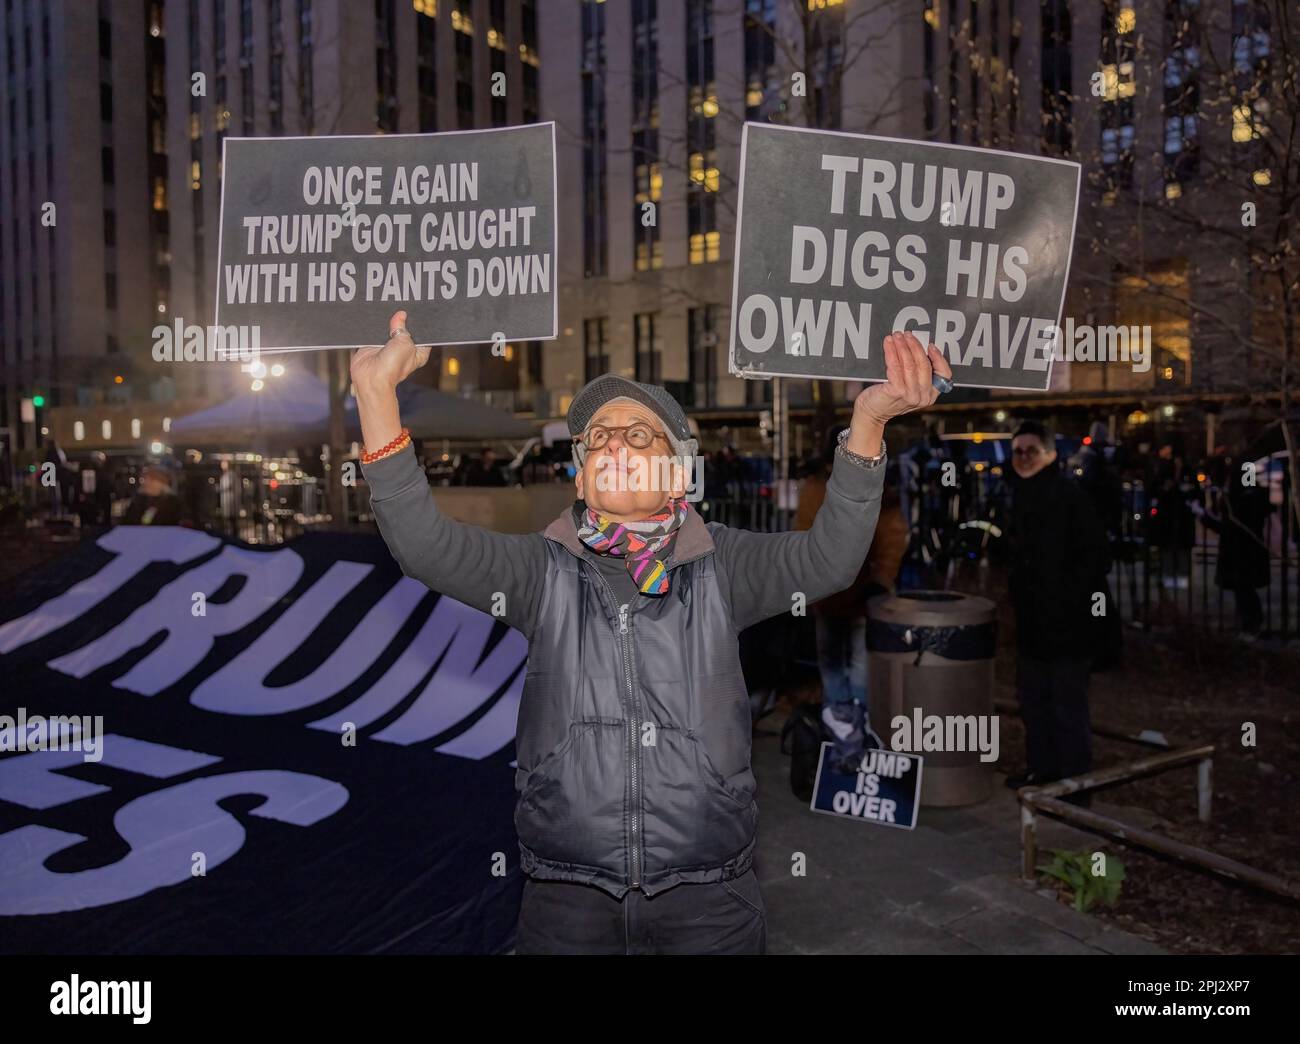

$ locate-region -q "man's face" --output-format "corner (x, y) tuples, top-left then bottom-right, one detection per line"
(481, 450), (496, 467)
(1011, 434), (1055, 479)
(575, 401), (684, 520)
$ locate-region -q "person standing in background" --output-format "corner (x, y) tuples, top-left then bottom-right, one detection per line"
(1191, 442), (1272, 640)
(458, 446), (508, 487)
(121, 463), (184, 526)
(795, 428), (909, 773)
(1005, 420), (1111, 800)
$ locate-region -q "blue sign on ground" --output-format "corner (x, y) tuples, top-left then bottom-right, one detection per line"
(810, 742), (923, 830)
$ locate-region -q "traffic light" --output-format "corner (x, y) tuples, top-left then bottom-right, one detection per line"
(31, 394), (45, 408)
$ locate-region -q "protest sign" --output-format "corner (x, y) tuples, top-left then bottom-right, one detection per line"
(215, 123), (556, 352)
(810, 742), (923, 830)
(728, 123), (1080, 391)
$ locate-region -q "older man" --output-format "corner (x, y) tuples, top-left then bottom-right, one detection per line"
(352, 310), (950, 955)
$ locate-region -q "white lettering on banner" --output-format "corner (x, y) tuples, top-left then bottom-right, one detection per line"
(0, 770), (347, 915)
(369, 598), (528, 746)
(2, 529), (520, 760)
(433, 669), (525, 759)
(306, 591), (521, 738)
(191, 561), (409, 715)
(0, 526), (219, 654)
(47, 546), (306, 695)
(0, 734), (219, 810)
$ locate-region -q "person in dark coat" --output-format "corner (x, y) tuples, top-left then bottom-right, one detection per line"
(457, 447), (508, 487)
(1005, 420), (1112, 796)
(1191, 450), (1271, 639)
(121, 464), (184, 526)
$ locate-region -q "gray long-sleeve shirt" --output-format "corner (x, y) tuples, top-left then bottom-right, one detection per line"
(361, 443), (886, 639)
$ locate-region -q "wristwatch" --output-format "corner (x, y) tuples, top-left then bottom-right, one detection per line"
(836, 427), (887, 469)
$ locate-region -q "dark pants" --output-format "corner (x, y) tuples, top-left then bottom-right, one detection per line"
(1231, 584), (1264, 636)
(514, 869), (767, 955)
(1016, 655), (1092, 784)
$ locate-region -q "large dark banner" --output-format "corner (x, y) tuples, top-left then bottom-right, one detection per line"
(728, 123), (1080, 391)
(0, 528), (526, 954)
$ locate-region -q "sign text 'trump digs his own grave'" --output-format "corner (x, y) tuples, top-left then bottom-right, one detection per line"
(729, 123), (1080, 392)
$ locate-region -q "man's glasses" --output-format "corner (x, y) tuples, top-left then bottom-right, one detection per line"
(574, 422), (670, 452)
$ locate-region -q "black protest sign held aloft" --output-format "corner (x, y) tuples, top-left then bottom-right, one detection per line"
(215, 123), (557, 351)
(728, 123), (1080, 392)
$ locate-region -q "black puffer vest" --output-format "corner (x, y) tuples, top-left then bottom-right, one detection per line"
(514, 505), (756, 898)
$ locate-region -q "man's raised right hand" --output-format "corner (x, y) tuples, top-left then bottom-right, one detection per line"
(350, 309), (432, 393)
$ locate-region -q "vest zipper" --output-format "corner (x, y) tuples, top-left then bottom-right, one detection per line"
(618, 600), (642, 891)
(593, 569), (643, 891)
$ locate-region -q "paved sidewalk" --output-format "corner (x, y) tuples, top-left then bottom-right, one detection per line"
(752, 712), (1167, 955)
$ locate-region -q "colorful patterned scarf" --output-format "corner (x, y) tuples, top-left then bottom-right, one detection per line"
(576, 498), (690, 595)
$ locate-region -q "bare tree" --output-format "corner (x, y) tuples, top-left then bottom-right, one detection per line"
(1067, 0), (1299, 526)
(550, 0), (917, 470)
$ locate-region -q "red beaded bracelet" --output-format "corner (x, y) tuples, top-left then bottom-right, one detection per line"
(361, 428), (411, 465)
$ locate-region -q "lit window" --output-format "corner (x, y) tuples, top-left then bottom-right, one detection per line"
(1232, 104), (1254, 142)
(1164, 116), (1182, 154)
(447, 356), (460, 376)
(131, 418), (142, 438)
(1164, 181), (1182, 200)
(451, 9), (473, 34)
(689, 232), (721, 265)
(1116, 7), (1136, 34)
(1101, 127), (1118, 164)
(74, 421), (85, 441)
(1099, 64), (1119, 102)
(191, 160), (201, 190)
(1117, 62), (1136, 98)
(746, 87), (763, 108)
(163, 416), (172, 432)
(153, 178), (167, 210)
(189, 113), (201, 139)
(1252, 169), (1271, 186)
(412, 0), (437, 15)
(102, 420), (113, 440)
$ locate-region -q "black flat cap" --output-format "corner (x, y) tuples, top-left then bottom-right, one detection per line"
(567, 373), (692, 443)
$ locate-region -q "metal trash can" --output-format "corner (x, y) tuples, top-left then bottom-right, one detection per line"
(866, 591), (998, 807)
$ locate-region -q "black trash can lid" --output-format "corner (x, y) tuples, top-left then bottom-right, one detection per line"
(867, 589), (997, 627)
